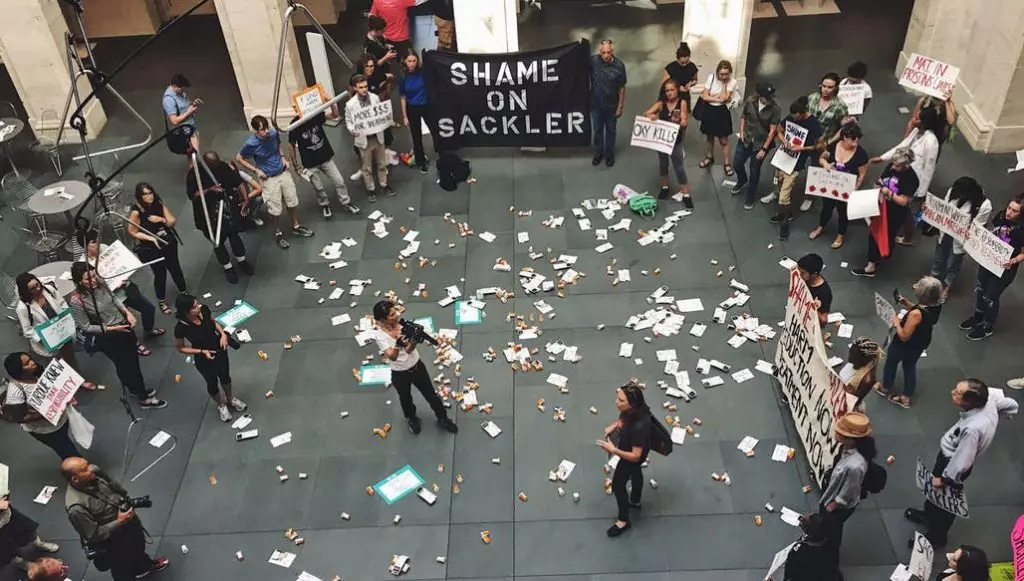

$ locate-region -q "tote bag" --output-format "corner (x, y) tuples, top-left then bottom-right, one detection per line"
(67, 406), (94, 450)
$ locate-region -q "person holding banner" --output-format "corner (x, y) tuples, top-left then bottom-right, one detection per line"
(928, 178), (990, 296)
(819, 412), (876, 577)
(399, 50), (436, 175)
(874, 277), (941, 410)
(2, 352), (82, 459)
(781, 513), (833, 581)
(287, 104), (362, 219)
(14, 273), (95, 391)
(642, 78), (692, 208)
(959, 195), (1024, 341)
(347, 74), (397, 202)
(766, 96), (823, 240)
(839, 62), (872, 117)
(810, 124), (869, 249)
(173, 294), (247, 423)
(796, 253), (832, 325)
(935, 545), (990, 581)
(731, 82), (780, 210)
(905, 379), (1017, 547)
(905, 91), (957, 150)
(852, 149), (920, 278)
(596, 381), (651, 538)
(128, 183), (188, 314)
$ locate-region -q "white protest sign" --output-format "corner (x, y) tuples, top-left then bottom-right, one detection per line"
(899, 53), (959, 100)
(96, 240), (144, 290)
(26, 358), (84, 426)
(874, 293), (896, 326)
(630, 116), (679, 154)
(921, 193), (972, 241)
(838, 84), (866, 116)
(764, 542), (796, 580)
(908, 531), (934, 581)
(291, 84), (327, 118)
(348, 99), (393, 136)
(847, 189), (881, 221)
(963, 221), (1013, 277)
(775, 270), (847, 486)
(771, 121), (810, 174)
(915, 457), (969, 518)
(770, 148), (797, 174)
(805, 166), (857, 202)
(35, 308), (76, 352)
(0, 463), (8, 496)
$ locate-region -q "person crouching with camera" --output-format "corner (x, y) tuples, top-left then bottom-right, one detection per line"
(173, 294), (247, 422)
(372, 300), (458, 435)
(61, 457), (168, 581)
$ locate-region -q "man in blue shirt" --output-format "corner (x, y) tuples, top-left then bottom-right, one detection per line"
(235, 116), (314, 249)
(163, 74), (201, 153)
(589, 40), (627, 167)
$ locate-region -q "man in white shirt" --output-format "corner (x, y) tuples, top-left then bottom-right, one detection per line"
(345, 74), (395, 202)
(372, 300), (457, 434)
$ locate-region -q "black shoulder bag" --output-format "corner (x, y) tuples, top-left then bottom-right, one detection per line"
(163, 97), (194, 155)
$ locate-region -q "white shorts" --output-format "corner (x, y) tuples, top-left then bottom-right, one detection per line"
(262, 172), (299, 216)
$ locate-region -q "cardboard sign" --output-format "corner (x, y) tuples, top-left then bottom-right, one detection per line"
(348, 99), (394, 136)
(96, 240), (144, 290)
(874, 293), (896, 326)
(215, 301), (259, 328)
(963, 222), (1013, 278)
(771, 121), (810, 174)
(805, 166), (857, 201)
(838, 84), (866, 116)
(373, 464), (425, 505)
(26, 358), (84, 426)
(915, 457), (969, 518)
(764, 542), (796, 580)
(291, 84), (328, 118)
(899, 53), (959, 100)
(1012, 514), (1024, 581)
(908, 531), (934, 581)
(847, 189), (881, 220)
(35, 308), (76, 352)
(630, 116), (679, 154)
(775, 270), (847, 486)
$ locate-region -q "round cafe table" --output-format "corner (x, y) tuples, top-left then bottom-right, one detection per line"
(29, 260), (76, 297)
(0, 117), (26, 177)
(25, 180), (91, 218)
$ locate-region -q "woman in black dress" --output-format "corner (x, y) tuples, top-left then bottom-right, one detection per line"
(597, 381), (651, 538)
(851, 148), (919, 277)
(809, 123), (869, 249)
(662, 42), (698, 108)
(128, 183), (188, 315)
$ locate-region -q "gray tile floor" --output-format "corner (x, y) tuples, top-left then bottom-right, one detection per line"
(0, 1), (1021, 580)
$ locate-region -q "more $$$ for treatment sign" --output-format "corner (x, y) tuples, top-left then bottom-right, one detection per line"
(422, 42), (591, 149)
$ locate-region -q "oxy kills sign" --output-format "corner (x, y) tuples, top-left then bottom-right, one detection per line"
(423, 42), (591, 149)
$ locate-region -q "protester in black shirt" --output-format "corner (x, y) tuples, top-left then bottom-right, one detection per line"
(288, 106), (360, 219)
(811, 123), (869, 249)
(364, 16), (397, 77)
(852, 148), (919, 278)
(936, 545), (990, 581)
(768, 97), (824, 240)
(662, 42), (698, 107)
(797, 253), (832, 325)
(174, 294), (247, 423)
(783, 513), (835, 581)
(597, 381), (651, 538)
(961, 194), (1024, 340)
(185, 151), (254, 283)
(128, 183), (187, 315)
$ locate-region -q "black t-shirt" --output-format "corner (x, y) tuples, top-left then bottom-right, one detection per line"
(808, 279), (833, 314)
(427, 0), (454, 20)
(617, 414), (651, 463)
(826, 142), (869, 178)
(781, 114), (823, 172)
(350, 70), (387, 96)
(363, 36), (393, 77)
(185, 162), (245, 232)
(174, 304), (222, 351)
(658, 97), (686, 141)
(664, 61), (698, 106)
(288, 113), (334, 168)
(991, 210), (1024, 273)
(783, 540), (831, 581)
(879, 164), (920, 227)
(132, 200), (172, 247)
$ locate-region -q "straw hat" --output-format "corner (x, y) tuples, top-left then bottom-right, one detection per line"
(834, 412), (872, 438)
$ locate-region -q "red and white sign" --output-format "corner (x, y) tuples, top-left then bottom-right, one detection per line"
(922, 193), (1014, 277)
(899, 53), (959, 100)
(1012, 514), (1024, 581)
(26, 358), (84, 426)
(805, 166), (857, 201)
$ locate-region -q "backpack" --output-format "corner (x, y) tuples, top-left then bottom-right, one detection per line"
(437, 152), (471, 192)
(648, 414), (673, 456)
(860, 460), (887, 498)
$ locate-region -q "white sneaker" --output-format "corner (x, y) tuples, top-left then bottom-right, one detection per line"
(230, 397), (248, 412)
(218, 404), (232, 422)
(799, 199), (814, 212)
(350, 170), (361, 181)
(760, 192), (777, 204)
(33, 538), (60, 552)
(1007, 378), (1024, 390)
(252, 217), (264, 227)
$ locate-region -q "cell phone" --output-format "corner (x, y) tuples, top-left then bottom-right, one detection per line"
(892, 288), (901, 303)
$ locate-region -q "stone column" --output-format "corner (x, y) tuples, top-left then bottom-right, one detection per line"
(0, 0), (107, 141)
(213, 0), (307, 124)
(682, 0), (755, 92)
(897, 0), (1024, 153)
(452, 0), (519, 54)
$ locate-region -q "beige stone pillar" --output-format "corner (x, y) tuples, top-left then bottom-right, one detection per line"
(214, 0), (306, 124)
(682, 0), (755, 93)
(897, 0), (1024, 153)
(0, 0), (107, 142)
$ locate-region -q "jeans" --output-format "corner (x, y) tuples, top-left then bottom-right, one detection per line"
(406, 103), (436, 167)
(819, 503), (855, 572)
(99, 518), (157, 581)
(973, 266), (1016, 329)
(657, 139), (687, 185)
(611, 459), (643, 522)
(591, 108), (617, 159)
(359, 136), (389, 192)
(194, 350), (231, 396)
(931, 236), (965, 288)
(309, 159), (351, 206)
(819, 199), (849, 235)
(391, 360), (447, 421)
(138, 240), (187, 301)
(732, 140), (767, 204)
(121, 283), (155, 335)
(882, 338), (924, 398)
(30, 422), (80, 460)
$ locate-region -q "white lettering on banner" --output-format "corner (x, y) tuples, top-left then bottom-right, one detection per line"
(874, 293), (896, 326)
(899, 53), (960, 100)
(922, 194), (1013, 276)
(438, 113), (585, 139)
(908, 532), (934, 581)
(775, 270), (847, 487)
(35, 308), (76, 353)
(838, 84), (866, 116)
(349, 100), (394, 136)
(26, 358), (84, 426)
(96, 240), (144, 291)
(630, 116), (680, 155)
(805, 166), (857, 201)
(915, 457), (969, 518)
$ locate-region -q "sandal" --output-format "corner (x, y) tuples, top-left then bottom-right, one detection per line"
(159, 300), (172, 315)
(830, 235), (845, 249)
(808, 227), (824, 240)
(873, 382), (890, 396)
(147, 328), (166, 338)
(699, 157), (714, 169)
(137, 344), (152, 357)
(723, 164), (735, 177)
(888, 395), (912, 409)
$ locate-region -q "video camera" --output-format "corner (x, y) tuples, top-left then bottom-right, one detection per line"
(118, 495), (153, 512)
(398, 318), (438, 347)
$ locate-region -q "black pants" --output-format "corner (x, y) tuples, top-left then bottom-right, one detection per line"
(819, 503), (855, 571)
(95, 330), (148, 398)
(121, 282), (156, 335)
(0, 508), (38, 565)
(406, 104), (435, 167)
(611, 459), (643, 522)
(140, 241), (187, 301)
(30, 422), (81, 460)
(819, 199), (849, 235)
(195, 350), (231, 396)
(391, 360), (447, 421)
(922, 451), (971, 546)
(99, 518), (155, 581)
(973, 266), (1016, 330)
(203, 228), (246, 268)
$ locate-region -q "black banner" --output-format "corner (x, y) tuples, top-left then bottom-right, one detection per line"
(422, 41), (591, 149)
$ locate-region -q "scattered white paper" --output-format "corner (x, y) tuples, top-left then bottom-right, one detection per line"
(779, 257), (798, 270)
(889, 564), (913, 581)
(148, 431), (171, 448)
(671, 426), (686, 445)
(595, 242), (614, 253)
(689, 323), (706, 337)
(331, 314), (351, 326)
(837, 323), (853, 338)
(269, 550), (297, 568)
(737, 436), (759, 454)
(517, 232), (530, 243)
(675, 298), (704, 312)
(755, 360), (776, 375)
(479, 232), (496, 243)
(618, 343), (634, 357)
(33, 486), (58, 505)
(780, 506), (802, 526)
(270, 432), (293, 448)
(732, 368), (754, 383)
(482, 421), (502, 438)
(772, 444), (794, 462)
(727, 334), (747, 348)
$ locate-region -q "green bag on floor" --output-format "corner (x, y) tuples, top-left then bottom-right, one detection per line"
(629, 193), (658, 217)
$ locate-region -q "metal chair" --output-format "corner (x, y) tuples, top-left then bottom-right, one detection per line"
(0, 171), (38, 221)
(0, 270), (19, 322)
(29, 109), (65, 177)
(8, 203), (71, 265)
(90, 152), (129, 243)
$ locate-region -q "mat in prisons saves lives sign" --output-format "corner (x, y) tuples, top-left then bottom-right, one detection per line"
(422, 42), (591, 149)
(775, 269), (848, 487)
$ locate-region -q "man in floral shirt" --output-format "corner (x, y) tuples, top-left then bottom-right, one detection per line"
(802, 73), (849, 213)
(960, 195), (1024, 340)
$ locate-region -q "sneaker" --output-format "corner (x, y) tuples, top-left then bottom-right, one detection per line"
(275, 233), (290, 249)
(730, 182), (745, 195)
(136, 557), (169, 578)
(682, 195), (694, 210)
(779, 222), (790, 241)
(850, 268), (876, 278)
(628, 501), (642, 509)
(419, 164), (428, 174)
(252, 217), (265, 227)
(606, 156), (615, 167)
(341, 202), (361, 215)
(350, 170), (362, 181)
(657, 186), (670, 200)
(1006, 378), (1024, 390)
(958, 315), (981, 330)
(139, 388), (159, 399)
(606, 522), (631, 537)
(368, 191), (379, 203)
(438, 417), (458, 433)
(799, 199), (814, 212)
(230, 397), (247, 412)
(293, 225), (314, 237)
(224, 267), (238, 284)
(383, 186), (397, 197)
(592, 154), (602, 166)
(408, 416), (422, 434)
(218, 404), (232, 422)
(139, 398), (168, 410)
(237, 260), (254, 276)
(33, 538), (60, 552)
(966, 326), (993, 341)
(322, 206), (334, 220)
(760, 192), (778, 204)
(743, 201), (755, 210)
(769, 214), (785, 224)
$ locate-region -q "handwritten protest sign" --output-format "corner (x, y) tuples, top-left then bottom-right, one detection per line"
(922, 193), (973, 240)
(775, 269), (847, 486)
(26, 358), (84, 426)
(630, 116), (679, 154)
(1011, 514), (1024, 581)
(909, 532), (934, 581)
(922, 193), (1013, 276)
(35, 308), (76, 352)
(770, 121), (809, 174)
(96, 240), (144, 291)
(899, 53), (960, 100)
(805, 166), (857, 201)
(348, 99), (393, 136)
(915, 457), (969, 518)
(874, 293), (896, 326)
(291, 84), (328, 118)
(838, 84), (866, 116)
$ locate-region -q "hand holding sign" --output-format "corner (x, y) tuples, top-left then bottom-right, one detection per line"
(899, 53), (960, 100)
(805, 166), (857, 201)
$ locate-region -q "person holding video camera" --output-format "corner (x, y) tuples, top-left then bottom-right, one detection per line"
(372, 300), (457, 435)
(61, 457), (168, 581)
